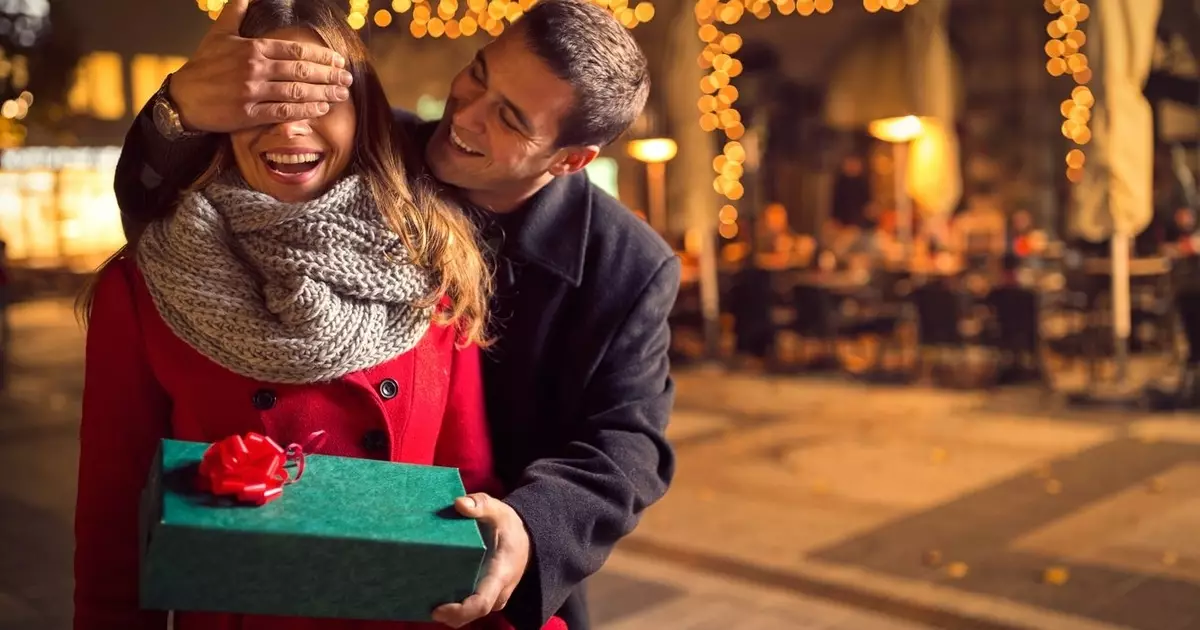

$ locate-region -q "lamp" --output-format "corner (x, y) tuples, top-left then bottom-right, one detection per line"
(869, 115), (924, 258)
(626, 138), (678, 233)
(868, 115), (923, 143)
(627, 138), (678, 164)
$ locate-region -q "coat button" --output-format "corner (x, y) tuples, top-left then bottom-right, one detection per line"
(377, 378), (399, 400)
(361, 429), (388, 453)
(251, 389), (276, 410)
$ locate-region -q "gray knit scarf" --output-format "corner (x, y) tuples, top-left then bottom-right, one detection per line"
(137, 174), (435, 384)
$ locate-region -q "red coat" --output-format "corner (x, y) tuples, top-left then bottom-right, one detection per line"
(75, 256), (565, 630)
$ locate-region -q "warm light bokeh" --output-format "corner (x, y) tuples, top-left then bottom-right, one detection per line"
(198, 0), (655, 37)
(0, 148), (127, 269)
(627, 138), (678, 164)
(1044, 0), (1091, 181)
(868, 115), (923, 143)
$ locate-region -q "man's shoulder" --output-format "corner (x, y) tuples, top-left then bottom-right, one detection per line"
(392, 108), (424, 129)
(392, 108), (439, 144)
(580, 177), (675, 273)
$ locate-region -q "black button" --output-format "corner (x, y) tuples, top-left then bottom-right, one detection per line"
(361, 429), (388, 453)
(139, 164), (163, 189)
(378, 378), (399, 400)
(251, 389), (276, 410)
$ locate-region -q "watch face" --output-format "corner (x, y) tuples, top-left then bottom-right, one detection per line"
(153, 98), (179, 138)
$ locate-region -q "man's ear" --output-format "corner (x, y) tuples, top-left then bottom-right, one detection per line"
(548, 145), (600, 177)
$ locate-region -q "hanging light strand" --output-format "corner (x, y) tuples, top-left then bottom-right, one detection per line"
(698, 0), (918, 233)
(200, 0), (654, 38)
(1043, 0), (1091, 182)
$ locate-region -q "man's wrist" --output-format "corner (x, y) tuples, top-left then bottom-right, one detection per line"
(152, 74), (207, 141)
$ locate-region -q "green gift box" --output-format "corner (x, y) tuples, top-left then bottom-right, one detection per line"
(139, 438), (486, 621)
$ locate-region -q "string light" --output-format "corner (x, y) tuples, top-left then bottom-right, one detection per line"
(197, 0), (652, 36)
(698, 0), (919, 234)
(192, 0), (940, 236)
(1044, 0), (1090, 182)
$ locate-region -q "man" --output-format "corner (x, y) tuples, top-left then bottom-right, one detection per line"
(111, 1), (679, 629)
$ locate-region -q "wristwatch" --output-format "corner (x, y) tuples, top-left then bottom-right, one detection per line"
(151, 74), (206, 141)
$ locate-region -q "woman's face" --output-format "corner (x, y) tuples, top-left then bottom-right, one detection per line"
(229, 28), (355, 203)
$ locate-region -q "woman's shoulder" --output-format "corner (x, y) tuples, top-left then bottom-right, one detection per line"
(93, 251), (142, 291)
(428, 295), (484, 349)
(89, 250), (151, 314)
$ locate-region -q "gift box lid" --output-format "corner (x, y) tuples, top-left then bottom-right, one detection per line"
(141, 439), (486, 621)
(155, 439), (483, 549)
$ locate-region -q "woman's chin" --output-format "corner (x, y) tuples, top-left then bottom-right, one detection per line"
(269, 186), (322, 203)
(252, 169), (331, 203)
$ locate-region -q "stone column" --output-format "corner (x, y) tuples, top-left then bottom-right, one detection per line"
(661, 1), (719, 239)
(659, 0), (722, 357)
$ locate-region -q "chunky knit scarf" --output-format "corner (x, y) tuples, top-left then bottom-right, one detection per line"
(137, 174), (435, 384)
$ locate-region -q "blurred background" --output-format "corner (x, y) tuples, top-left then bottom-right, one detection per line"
(4, 0), (1200, 628)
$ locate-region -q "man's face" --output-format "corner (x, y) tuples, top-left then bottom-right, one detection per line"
(426, 28), (598, 208)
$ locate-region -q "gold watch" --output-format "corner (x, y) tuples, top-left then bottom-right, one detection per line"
(151, 74), (206, 141)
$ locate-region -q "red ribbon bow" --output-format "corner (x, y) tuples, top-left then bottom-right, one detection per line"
(196, 431), (327, 506)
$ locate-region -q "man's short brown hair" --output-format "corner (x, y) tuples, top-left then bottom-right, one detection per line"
(515, 0), (650, 148)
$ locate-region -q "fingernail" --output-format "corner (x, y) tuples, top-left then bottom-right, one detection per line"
(334, 86), (350, 100)
(315, 102), (330, 114)
(333, 54), (347, 68)
(339, 70), (354, 86)
(462, 497), (477, 509)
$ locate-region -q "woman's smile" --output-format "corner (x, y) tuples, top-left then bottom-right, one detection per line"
(259, 147), (327, 185)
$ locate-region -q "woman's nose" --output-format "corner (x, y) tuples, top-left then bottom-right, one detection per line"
(275, 119), (313, 137)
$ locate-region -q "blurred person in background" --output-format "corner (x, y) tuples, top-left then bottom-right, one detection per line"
(756, 202), (797, 267)
(105, 0), (679, 628)
(831, 153), (873, 231)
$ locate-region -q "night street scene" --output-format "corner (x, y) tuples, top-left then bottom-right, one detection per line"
(4, 0), (1200, 629)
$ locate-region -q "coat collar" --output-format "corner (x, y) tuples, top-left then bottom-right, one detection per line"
(502, 173), (591, 287)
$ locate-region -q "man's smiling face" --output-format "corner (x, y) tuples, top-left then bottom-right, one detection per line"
(425, 26), (596, 211)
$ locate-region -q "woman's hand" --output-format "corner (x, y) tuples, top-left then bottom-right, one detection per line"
(169, 0), (354, 133)
(432, 493), (531, 628)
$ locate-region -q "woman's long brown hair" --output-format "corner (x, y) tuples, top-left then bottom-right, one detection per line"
(78, 0), (492, 346)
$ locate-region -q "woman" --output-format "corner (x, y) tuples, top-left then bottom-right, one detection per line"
(74, 2), (562, 629)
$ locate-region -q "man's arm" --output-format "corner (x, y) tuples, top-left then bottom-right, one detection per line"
(114, 99), (217, 243)
(503, 255), (681, 629)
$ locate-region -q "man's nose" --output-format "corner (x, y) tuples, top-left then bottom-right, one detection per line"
(451, 96), (487, 133)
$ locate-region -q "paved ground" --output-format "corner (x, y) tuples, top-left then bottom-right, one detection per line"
(2, 298), (1198, 629)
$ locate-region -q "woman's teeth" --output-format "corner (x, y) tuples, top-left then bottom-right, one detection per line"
(264, 152), (321, 164)
(263, 152), (323, 175)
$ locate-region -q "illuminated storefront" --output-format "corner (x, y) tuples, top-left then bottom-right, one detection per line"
(0, 146), (125, 269)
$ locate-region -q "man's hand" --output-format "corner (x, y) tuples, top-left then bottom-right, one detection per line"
(168, 0), (354, 133)
(432, 493), (531, 629)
